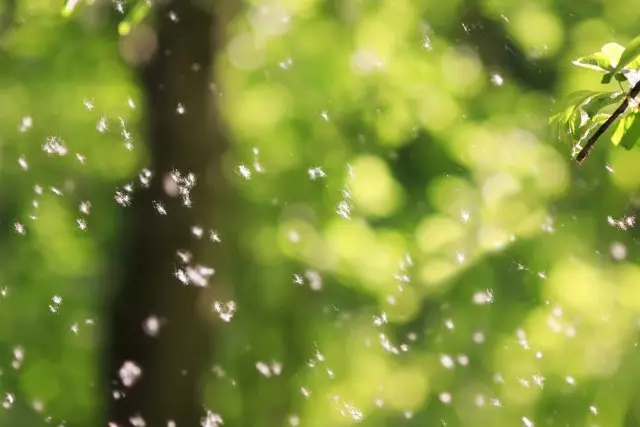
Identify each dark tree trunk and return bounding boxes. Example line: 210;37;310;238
105;1;225;425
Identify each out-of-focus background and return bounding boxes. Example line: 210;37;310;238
2;0;640;426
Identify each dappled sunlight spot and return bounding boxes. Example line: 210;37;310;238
350;156;402;217
453;127;562;188
511;5;563;57
441;47;484;97
427;176;479;219
483;199;548;238
228;84;291;138
450;126;495;169
350;49;385;74
481;173;521;207
278;219;333;269
416;216;466;254
419;258;459;289
532;147;569;197
300;346;388;426
521;307;573;362
227;32;266;71
249;3;291;37
588;337;626;378
544;260;615;322
383;51;435;97
511;206;549;238
323;219;374;263
608;147;640;191
383;365;429;410
477;226;511;251
372;100;415;148
494;349;544;406
615;265;640;312
355;241;406;293
416;87;460;133
277;0;319;15
32;195;95;275
379;286;420;323
354;1;414;65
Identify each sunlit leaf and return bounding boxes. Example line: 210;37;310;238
611;112;640;150
564;90;601;105
611;113;640;149
572;43;623;74
601;43;625;65
603;36;640;83
572;53;614;73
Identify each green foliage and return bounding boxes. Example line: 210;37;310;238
603;35;640;83
9;1;640;427
612;111;640;149
552;37;640;158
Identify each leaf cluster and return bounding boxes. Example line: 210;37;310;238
551;37;640;159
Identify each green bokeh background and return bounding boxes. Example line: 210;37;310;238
2;0;640;426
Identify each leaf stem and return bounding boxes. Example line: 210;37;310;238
576;80;640;164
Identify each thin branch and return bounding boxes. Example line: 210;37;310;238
576;79;640;164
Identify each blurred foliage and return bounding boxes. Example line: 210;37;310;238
3;0;640;426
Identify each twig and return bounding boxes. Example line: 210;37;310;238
576;79;640;164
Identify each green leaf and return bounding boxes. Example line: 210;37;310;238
573;43;624;73
549;113;564;143
575;113;610;149
611;113;640;150
580;91;623;118
550;111;577;146
550;90;623;147
602;36;640;83
118;1;152;36
602;43;625;65
572;53;614;73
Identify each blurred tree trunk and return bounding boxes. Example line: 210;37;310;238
105;1;226;425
